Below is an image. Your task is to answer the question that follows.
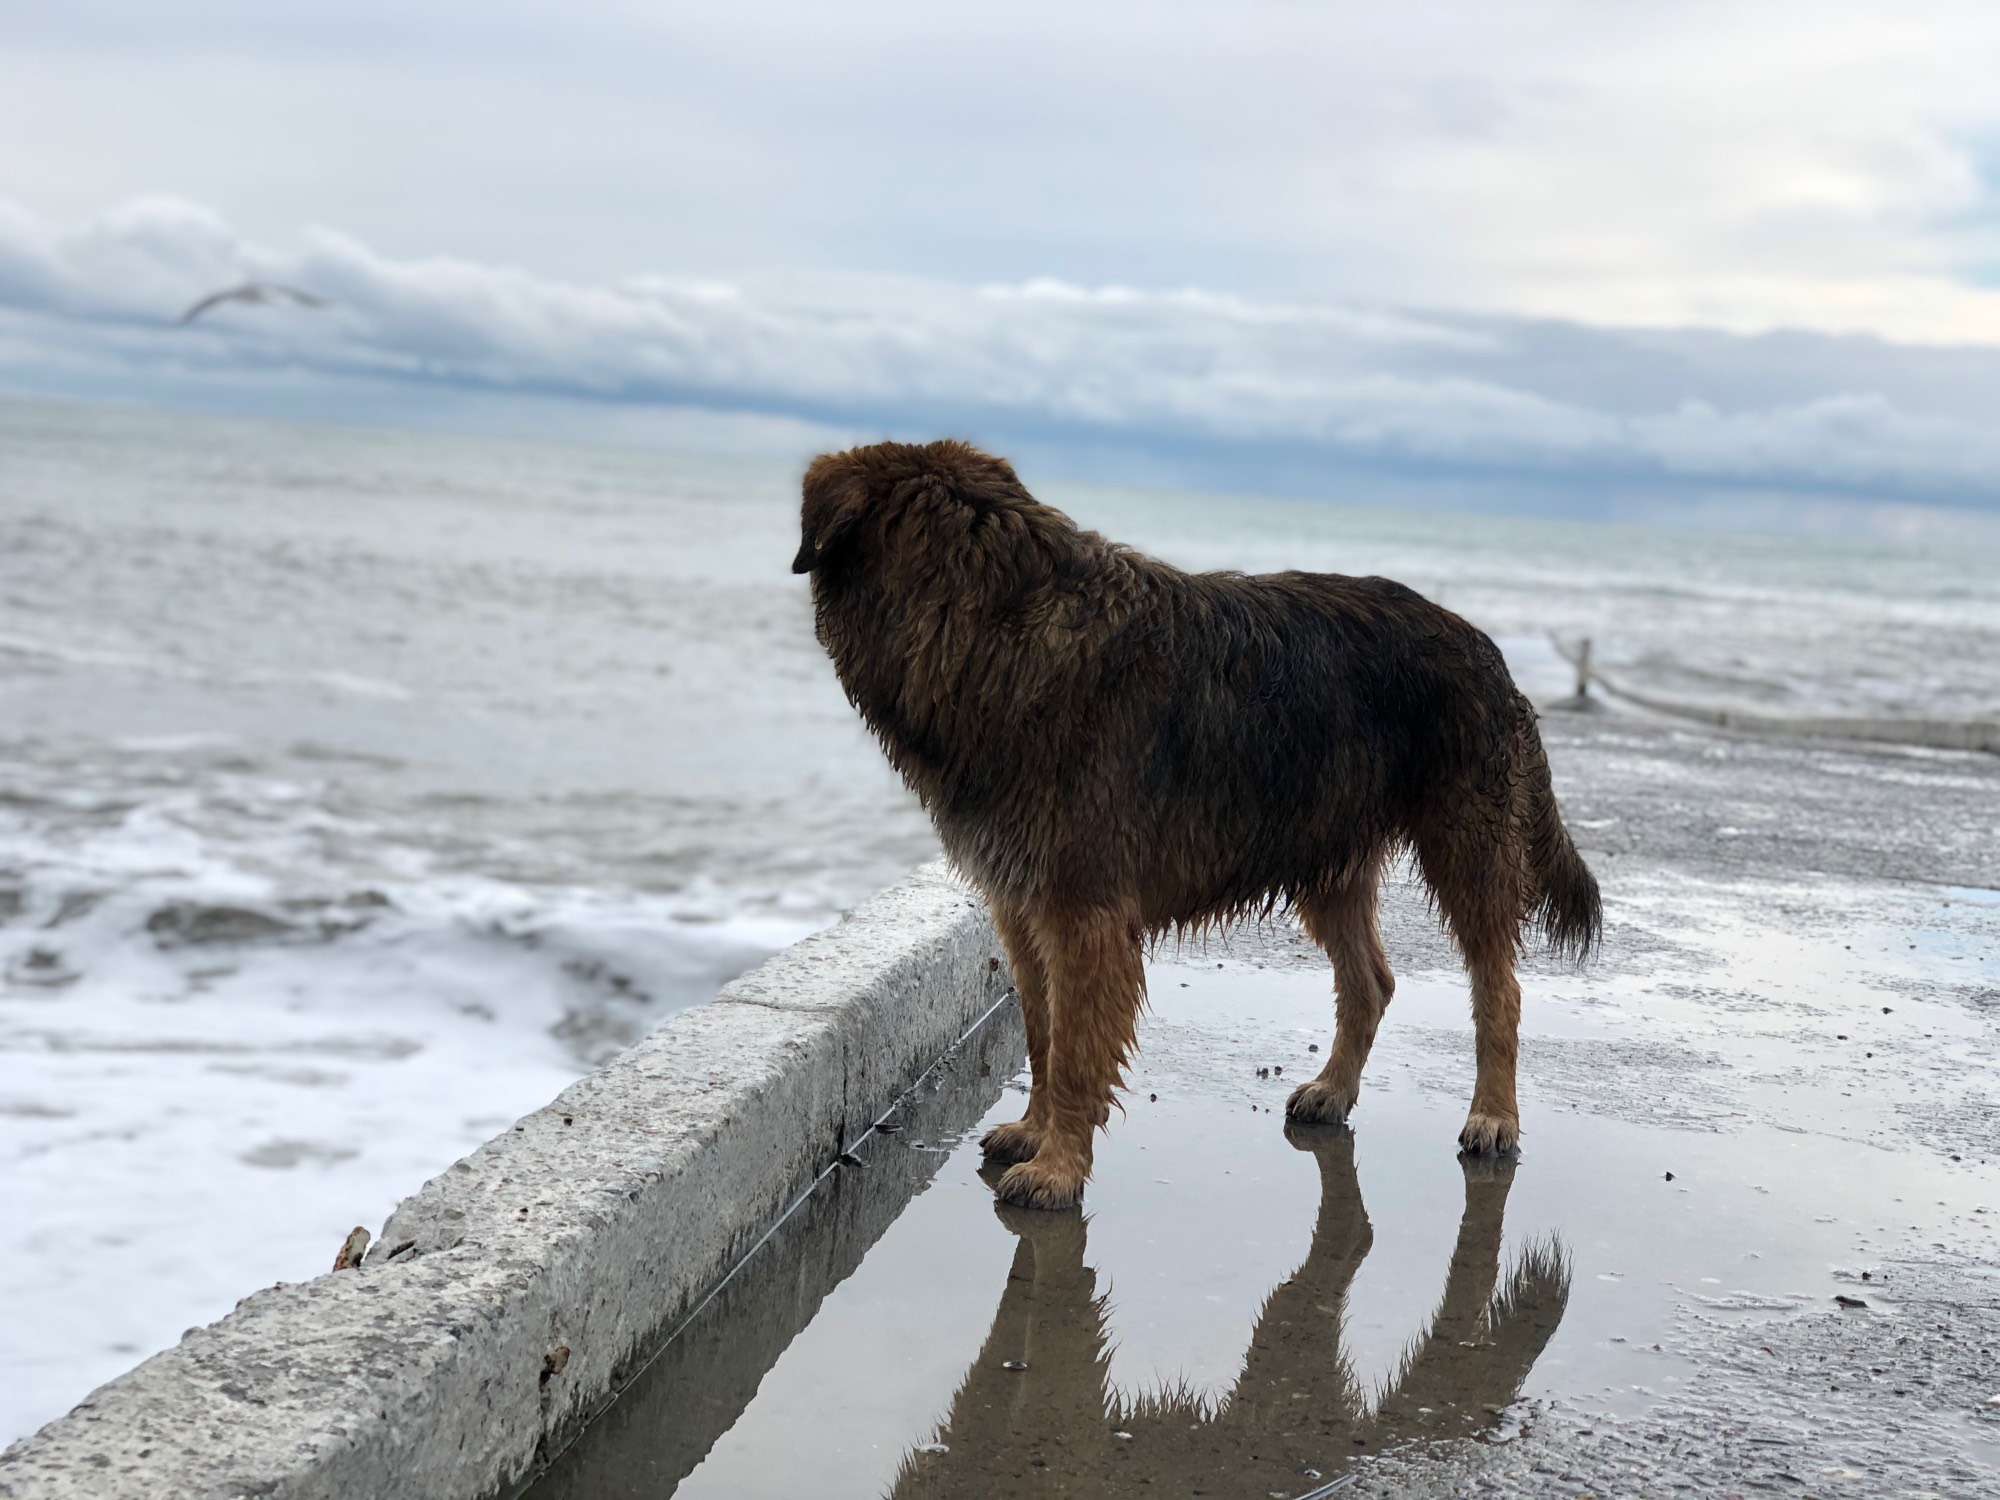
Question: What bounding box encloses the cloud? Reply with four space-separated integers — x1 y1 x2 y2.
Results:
12 1 2000 346
6 194 2000 508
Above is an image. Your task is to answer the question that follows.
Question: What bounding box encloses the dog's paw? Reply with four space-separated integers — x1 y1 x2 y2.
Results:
1457 1111 1520 1157
1284 1078 1356 1125
993 1157 1087 1211
979 1119 1043 1165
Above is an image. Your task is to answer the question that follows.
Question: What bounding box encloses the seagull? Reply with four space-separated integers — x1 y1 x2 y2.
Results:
177 281 331 324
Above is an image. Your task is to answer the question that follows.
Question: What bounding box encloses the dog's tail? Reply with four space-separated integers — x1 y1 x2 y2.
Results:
1516 706 1602 961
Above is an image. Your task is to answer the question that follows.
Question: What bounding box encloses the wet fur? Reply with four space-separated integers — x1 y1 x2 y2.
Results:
796 440 1601 1208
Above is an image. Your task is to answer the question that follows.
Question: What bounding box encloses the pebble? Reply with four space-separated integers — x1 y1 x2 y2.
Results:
331 1226 370 1272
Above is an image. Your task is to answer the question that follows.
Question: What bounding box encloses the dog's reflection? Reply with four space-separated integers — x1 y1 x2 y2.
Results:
891 1125 1569 1498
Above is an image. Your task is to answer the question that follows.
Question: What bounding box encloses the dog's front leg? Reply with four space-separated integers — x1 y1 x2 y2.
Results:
993 903 1143 1210
980 901 1051 1166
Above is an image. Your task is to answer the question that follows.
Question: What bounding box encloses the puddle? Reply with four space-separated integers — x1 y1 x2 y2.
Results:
525 876 2000 1499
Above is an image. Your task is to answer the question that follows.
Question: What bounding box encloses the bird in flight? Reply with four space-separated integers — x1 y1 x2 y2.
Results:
178 282 331 324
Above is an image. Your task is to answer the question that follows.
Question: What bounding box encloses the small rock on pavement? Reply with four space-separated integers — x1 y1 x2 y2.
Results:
332 1226 369 1271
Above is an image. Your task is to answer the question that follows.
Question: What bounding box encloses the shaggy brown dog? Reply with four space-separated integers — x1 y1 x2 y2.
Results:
795 440 1600 1210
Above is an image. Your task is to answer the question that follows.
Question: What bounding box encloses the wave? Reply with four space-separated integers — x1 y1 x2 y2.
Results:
0 749 826 1443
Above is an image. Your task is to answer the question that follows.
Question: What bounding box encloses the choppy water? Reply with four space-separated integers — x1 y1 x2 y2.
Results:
2 394 1997 1444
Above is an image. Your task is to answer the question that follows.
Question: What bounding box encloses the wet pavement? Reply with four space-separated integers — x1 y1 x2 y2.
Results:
525 721 2000 1499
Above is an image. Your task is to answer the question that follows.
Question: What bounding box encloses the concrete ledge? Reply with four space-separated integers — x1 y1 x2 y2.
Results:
0 864 1009 1500
528 997 1026 1497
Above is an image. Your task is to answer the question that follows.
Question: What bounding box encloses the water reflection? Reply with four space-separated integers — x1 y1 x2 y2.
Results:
525 1056 1571 1500
892 1126 1569 1499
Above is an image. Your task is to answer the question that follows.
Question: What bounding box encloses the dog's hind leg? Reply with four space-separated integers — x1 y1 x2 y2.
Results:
1418 825 1527 1156
1286 855 1395 1127
981 901 1052 1166
1454 932 1523 1155
994 902 1144 1211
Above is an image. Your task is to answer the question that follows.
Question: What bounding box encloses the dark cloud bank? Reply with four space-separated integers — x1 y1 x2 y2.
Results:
6 196 2000 527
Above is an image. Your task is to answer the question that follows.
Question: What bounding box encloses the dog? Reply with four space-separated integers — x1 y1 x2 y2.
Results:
795 440 1600 1209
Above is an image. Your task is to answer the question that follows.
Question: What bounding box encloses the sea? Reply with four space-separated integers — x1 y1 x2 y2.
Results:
3 394 1998 1444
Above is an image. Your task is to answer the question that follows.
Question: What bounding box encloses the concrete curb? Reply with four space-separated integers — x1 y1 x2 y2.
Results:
527 996 1027 1498
0 864 1008 1500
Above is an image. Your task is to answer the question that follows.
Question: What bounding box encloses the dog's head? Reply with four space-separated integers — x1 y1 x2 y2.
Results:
791 440 1026 578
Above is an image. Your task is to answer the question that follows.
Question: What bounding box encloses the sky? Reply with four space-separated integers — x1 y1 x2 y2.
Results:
7 0 2000 521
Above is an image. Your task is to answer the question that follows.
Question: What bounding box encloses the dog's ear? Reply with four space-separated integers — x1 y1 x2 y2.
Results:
793 456 870 574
